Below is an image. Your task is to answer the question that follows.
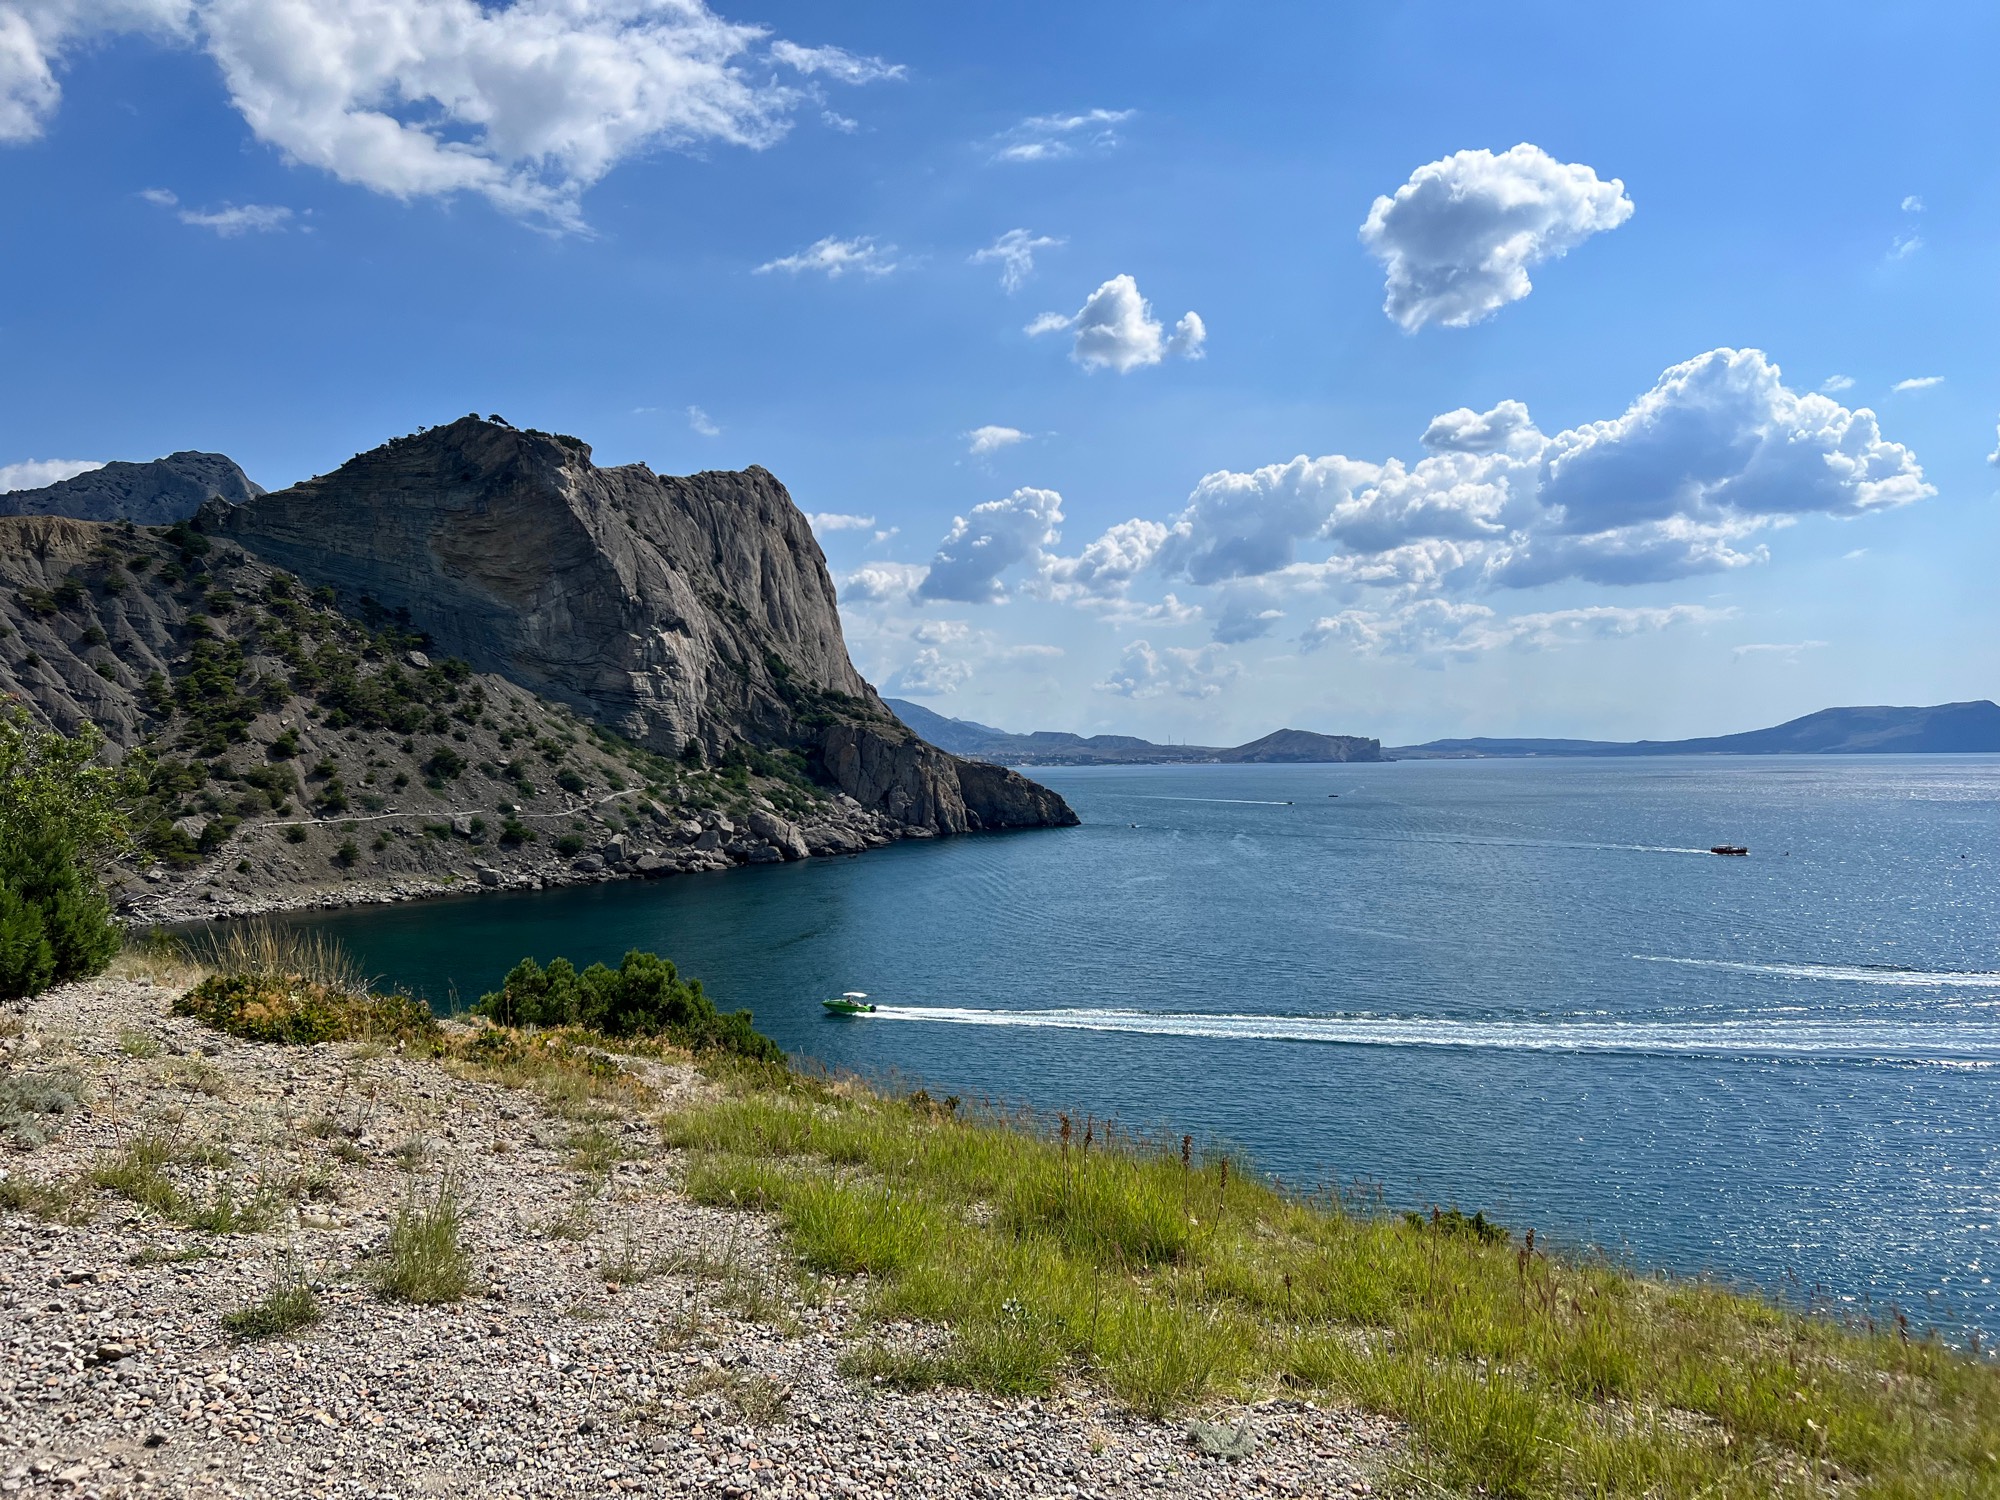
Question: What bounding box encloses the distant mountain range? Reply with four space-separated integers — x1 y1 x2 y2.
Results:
884 699 1384 765
1392 701 2000 758
0 452 263 525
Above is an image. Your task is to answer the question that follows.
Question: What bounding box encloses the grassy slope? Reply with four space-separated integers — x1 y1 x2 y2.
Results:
661 1065 2000 1499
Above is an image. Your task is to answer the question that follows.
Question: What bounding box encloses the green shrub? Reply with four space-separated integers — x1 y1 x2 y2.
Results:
0 709 138 1000
473 950 781 1061
175 973 437 1046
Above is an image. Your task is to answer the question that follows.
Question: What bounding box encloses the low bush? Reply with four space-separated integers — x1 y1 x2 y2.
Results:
472 949 780 1061
175 973 436 1046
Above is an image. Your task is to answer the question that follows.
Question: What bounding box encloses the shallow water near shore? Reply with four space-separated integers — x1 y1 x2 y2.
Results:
283 755 2000 1340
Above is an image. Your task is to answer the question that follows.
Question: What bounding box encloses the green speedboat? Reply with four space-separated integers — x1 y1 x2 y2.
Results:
822 991 876 1016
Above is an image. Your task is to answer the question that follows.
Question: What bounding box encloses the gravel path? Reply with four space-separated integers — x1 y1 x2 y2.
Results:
1 980 1405 1498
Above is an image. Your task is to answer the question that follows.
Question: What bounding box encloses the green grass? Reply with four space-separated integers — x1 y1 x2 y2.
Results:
660 1072 2000 1496
88 1126 277 1232
222 1255 321 1339
375 1177 471 1304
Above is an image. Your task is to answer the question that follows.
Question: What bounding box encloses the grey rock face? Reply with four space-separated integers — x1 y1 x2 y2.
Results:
217 417 1075 835
0 452 263 525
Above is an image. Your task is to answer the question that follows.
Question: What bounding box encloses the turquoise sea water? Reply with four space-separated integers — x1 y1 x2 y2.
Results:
285 756 2000 1339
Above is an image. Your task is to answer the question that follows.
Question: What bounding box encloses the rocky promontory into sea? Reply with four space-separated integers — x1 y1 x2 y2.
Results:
0 420 1075 922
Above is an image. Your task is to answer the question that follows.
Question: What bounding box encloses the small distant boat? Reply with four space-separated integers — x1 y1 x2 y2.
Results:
1709 845 1749 857
822 991 876 1016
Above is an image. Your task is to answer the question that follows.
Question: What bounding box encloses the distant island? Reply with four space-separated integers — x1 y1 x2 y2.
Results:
1392 701 2000 758
885 698 1384 765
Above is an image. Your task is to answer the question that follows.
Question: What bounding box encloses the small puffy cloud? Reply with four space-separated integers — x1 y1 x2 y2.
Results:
885 648 973 696
1820 375 1854 394
838 561 927 604
971 228 1061 292
1094 639 1239 700
916 486 1064 603
756 234 897 278
1891 375 1943 392
1889 232 1923 260
990 107 1133 164
966 424 1028 457
1902 195 1924 213
1359 143 1634 330
0 457 103 492
1027 275 1205 373
768 41 902 83
1210 591 1286 644
1988 417 1999 467
1420 399 1538 455
809 511 875 534
686 405 720 437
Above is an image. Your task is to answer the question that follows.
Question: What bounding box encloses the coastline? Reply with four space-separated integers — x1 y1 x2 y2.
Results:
112 796 932 928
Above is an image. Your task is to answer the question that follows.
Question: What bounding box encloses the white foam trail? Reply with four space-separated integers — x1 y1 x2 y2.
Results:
869 1005 2000 1063
1135 796 1297 806
1636 957 2000 989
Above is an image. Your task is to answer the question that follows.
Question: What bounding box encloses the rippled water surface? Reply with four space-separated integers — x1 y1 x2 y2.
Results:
287 756 2000 1337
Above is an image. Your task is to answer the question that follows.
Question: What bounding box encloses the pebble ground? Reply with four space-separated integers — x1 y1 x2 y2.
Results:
1 977 1405 1498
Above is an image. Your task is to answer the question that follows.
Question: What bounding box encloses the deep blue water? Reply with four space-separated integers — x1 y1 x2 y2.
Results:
285 756 2000 1340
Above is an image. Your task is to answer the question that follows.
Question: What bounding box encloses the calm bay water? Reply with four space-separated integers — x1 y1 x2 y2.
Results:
285 756 2000 1339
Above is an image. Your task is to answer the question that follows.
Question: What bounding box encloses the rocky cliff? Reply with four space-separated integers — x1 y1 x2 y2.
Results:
214 418 1072 835
0 452 263 525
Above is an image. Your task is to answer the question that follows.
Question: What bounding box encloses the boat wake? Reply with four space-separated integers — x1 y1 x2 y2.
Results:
868 1005 2000 1063
1635 956 2000 988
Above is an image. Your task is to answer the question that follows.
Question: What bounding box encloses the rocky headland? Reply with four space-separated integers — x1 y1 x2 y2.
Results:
0 421 1074 924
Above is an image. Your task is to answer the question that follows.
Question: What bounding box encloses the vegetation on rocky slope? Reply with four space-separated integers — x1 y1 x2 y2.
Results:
666 1065 2000 1498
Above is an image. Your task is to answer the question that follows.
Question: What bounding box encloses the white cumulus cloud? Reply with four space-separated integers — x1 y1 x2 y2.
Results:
1094 639 1238 700
756 234 897 278
838 561 927 604
885 648 973 696
990 107 1132 164
685 405 720 437
0 0 192 143
0 457 104 492
6 1 894 228
970 227 1062 292
916 486 1064 604
808 511 875 533
1027 274 1205 373
1359 143 1633 330
966 425 1028 457
1126 348 1929 612
1891 375 1943 392
1820 375 1855 394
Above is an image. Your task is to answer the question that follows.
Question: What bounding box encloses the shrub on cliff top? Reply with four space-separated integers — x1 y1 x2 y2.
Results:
474 949 781 1062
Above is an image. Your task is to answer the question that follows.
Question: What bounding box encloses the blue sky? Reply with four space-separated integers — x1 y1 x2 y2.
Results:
3 2 1997 744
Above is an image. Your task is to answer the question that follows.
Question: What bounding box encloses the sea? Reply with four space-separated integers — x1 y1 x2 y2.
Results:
283 755 2000 1342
